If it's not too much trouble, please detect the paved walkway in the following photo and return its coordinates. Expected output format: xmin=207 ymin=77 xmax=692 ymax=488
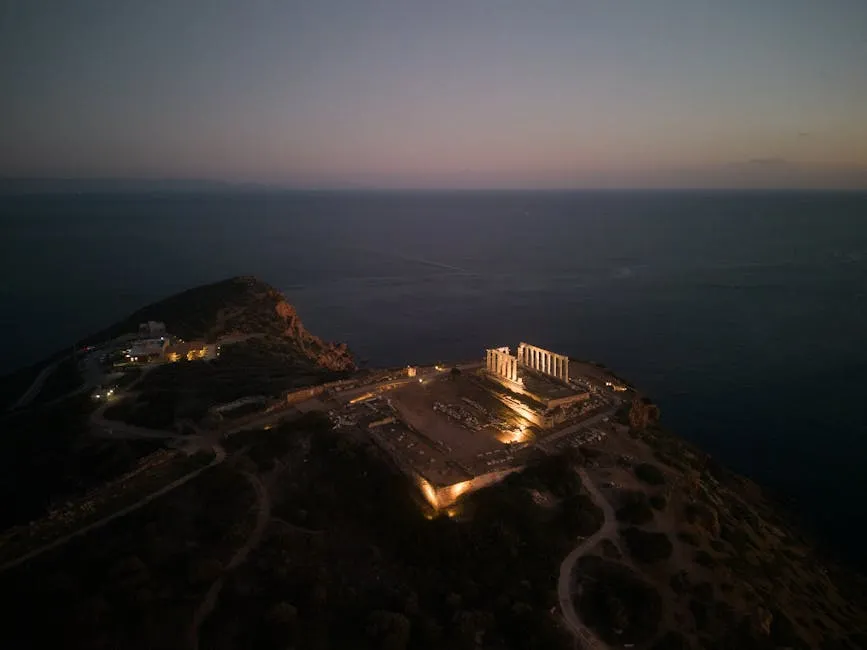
xmin=557 ymin=468 xmax=617 ymax=650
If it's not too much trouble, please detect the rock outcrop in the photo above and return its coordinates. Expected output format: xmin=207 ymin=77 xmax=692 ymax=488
xmin=628 ymin=396 xmax=660 ymax=430
xmin=274 ymin=299 xmax=354 ymax=372
xmin=92 ymin=276 xmax=355 ymax=373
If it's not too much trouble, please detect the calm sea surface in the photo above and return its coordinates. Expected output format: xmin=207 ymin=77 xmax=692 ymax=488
xmin=2 ymin=190 xmax=866 ymax=564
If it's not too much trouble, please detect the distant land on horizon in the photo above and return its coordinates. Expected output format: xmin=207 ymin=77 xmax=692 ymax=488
xmin=3 ymin=178 xmax=867 ymax=196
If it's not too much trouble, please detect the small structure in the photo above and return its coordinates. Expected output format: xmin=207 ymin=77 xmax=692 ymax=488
xmin=126 ymin=338 xmax=167 ymax=362
xmin=138 ymin=321 xmax=166 ymax=338
xmin=166 ymin=341 xmax=217 ymax=362
xmin=406 ymin=366 xmax=417 ymax=378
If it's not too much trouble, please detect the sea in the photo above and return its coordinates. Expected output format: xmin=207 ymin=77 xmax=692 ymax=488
xmin=2 ymin=190 xmax=866 ymax=566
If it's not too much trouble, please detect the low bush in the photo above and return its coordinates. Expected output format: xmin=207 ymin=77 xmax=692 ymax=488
xmin=574 ymin=557 xmax=663 ymax=645
xmin=650 ymin=631 xmax=691 ymax=650
xmin=634 ymin=463 xmax=666 ymax=486
xmin=623 ymin=527 xmax=673 ymax=563
xmin=694 ymin=550 xmax=715 ymax=568
xmin=616 ymin=501 xmax=654 ymax=525
xmin=677 ymin=531 xmax=700 ymax=546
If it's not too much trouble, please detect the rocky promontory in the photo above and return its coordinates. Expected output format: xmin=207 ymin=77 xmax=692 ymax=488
xmin=88 ymin=275 xmax=355 ymax=372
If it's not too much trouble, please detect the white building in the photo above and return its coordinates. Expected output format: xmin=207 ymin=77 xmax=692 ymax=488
xmin=138 ymin=321 xmax=166 ymax=337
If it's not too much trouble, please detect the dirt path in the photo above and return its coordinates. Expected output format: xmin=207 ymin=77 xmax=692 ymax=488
xmin=271 ymin=517 xmax=323 ymax=536
xmin=10 ymin=358 xmax=66 ymax=410
xmin=0 ymin=444 xmax=226 ymax=574
xmin=557 ymin=468 xmax=617 ymax=650
xmin=188 ymin=471 xmax=271 ymax=650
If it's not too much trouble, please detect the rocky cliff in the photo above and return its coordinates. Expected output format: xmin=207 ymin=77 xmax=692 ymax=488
xmin=273 ymin=296 xmax=355 ymax=372
xmin=628 ymin=396 xmax=660 ymax=430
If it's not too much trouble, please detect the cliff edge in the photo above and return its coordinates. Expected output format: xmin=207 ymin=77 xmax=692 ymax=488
xmin=89 ymin=276 xmax=355 ymax=372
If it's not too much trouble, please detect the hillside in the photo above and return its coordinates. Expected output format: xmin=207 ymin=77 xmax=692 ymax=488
xmin=84 ymin=275 xmax=355 ymax=372
xmin=0 ymin=277 xmax=356 ymax=548
xmin=2 ymin=407 xmax=865 ymax=650
xmin=0 ymin=281 xmax=865 ymax=649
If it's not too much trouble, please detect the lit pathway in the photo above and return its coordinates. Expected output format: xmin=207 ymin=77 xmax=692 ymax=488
xmin=557 ymin=468 xmax=616 ymax=650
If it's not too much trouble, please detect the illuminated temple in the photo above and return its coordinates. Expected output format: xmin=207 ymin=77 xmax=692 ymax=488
xmin=353 ymin=342 xmax=594 ymax=512
xmin=484 ymin=342 xmax=588 ymax=427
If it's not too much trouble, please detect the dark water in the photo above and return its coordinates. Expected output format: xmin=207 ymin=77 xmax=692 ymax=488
xmin=3 ymin=190 xmax=867 ymax=564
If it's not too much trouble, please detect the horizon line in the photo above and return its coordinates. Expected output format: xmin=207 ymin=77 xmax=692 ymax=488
xmin=2 ymin=179 xmax=867 ymax=195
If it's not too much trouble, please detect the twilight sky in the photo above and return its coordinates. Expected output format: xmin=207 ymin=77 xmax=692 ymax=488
xmin=1 ymin=0 xmax=866 ymax=189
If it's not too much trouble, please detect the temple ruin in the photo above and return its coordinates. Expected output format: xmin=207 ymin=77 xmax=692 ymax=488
xmin=484 ymin=342 xmax=588 ymax=427
xmin=517 ymin=342 xmax=570 ymax=381
xmin=485 ymin=346 xmax=519 ymax=382
xmin=485 ymin=342 xmax=570 ymax=383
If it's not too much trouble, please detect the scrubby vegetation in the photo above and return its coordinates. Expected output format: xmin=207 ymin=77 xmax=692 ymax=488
xmin=106 ymin=338 xmax=343 ymax=429
xmin=0 ymin=417 xmax=606 ymax=650
xmin=206 ymin=429 xmax=598 ymax=650
xmin=0 ymin=396 xmax=162 ymax=531
xmin=634 ymin=462 xmax=666 ymax=486
xmin=573 ymin=556 xmax=663 ymax=645
xmin=80 ymin=276 xmax=281 ymax=344
xmin=616 ymin=491 xmax=655 ymax=525
xmin=33 ymin=357 xmax=83 ymax=403
xmin=622 ymin=527 xmax=673 ymax=563
xmin=0 ymin=462 xmax=256 ymax=649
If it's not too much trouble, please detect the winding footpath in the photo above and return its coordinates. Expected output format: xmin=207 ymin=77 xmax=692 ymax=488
xmin=0 ymin=443 xmax=226 ymax=574
xmin=10 ymin=358 xmax=66 ymax=410
xmin=188 ymin=471 xmax=271 ymax=650
xmin=557 ymin=468 xmax=617 ymax=650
